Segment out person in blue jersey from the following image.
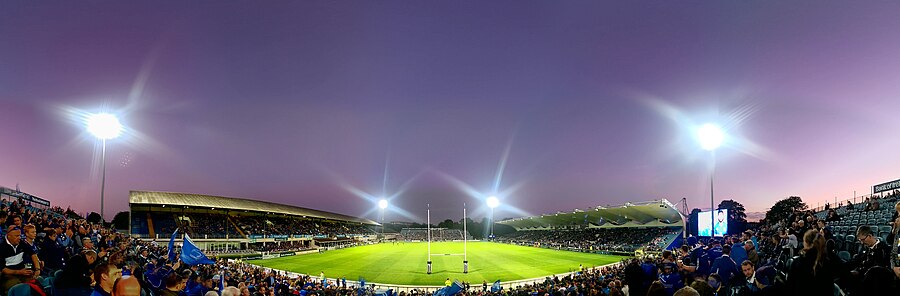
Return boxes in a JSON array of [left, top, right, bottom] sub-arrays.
[[706, 239, 723, 263], [658, 263, 683, 296], [641, 256, 659, 288], [688, 240, 711, 279], [729, 237, 748, 267], [710, 244, 739, 285]]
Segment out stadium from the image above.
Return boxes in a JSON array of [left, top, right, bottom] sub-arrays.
[[1, 178, 898, 295], [6, 2, 900, 296]]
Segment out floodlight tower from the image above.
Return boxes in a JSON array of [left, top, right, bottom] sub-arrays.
[[86, 113, 123, 224], [697, 123, 723, 236], [378, 199, 388, 240], [487, 196, 499, 240]]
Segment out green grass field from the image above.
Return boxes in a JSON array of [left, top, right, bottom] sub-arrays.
[[251, 242, 625, 286]]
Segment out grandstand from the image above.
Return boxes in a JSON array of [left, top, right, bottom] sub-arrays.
[[129, 190, 379, 252], [399, 228, 473, 241], [498, 199, 685, 253], [815, 193, 899, 258]]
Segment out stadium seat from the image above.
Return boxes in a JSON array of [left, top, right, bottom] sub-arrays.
[[882, 225, 893, 233], [838, 251, 851, 263], [844, 235, 856, 251], [8, 283, 32, 296]]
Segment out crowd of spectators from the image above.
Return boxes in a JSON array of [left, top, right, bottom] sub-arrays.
[[0, 196, 379, 296], [4, 190, 899, 296], [399, 228, 470, 241], [233, 216, 373, 237], [498, 228, 679, 253], [146, 213, 376, 238]]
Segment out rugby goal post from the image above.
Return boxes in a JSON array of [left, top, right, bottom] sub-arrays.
[[426, 204, 469, 274]]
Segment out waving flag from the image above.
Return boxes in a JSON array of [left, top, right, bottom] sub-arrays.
[[491, 280, 501, 293], [167, 229, 178, 262], [181, 234, 215, 265], [219, 271, 225, 294]]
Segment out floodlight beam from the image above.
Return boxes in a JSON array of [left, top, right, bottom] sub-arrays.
[[86, 113, 123, 140], [697, 123, 724, 151]]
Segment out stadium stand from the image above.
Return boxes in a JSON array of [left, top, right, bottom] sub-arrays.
[[399, 228, 472, 241], [498, 227, 681, 253], [1, 185, 898, 296]]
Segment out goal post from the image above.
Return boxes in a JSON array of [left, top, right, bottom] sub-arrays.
[[426, 203, 470, 274]]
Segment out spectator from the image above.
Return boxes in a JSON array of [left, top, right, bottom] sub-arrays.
[[221, 286, 241, 296], [161, 271, 188, 296], [40, 228, 65, 273], [658, 257, 683, 295], [706, 274, 723, 296], [21, 224, 41, 279], [729, 238, 748, 267], [787, 230, 837, 295], [646, 281, 666, 296], [92, 263, 123, 296], [112, 276, 141, 296], [56, 250, 98, 294], [710, 245, 738, 285], [672, 286, 700, 296], [740, 260, 767, 293], [0, 226, 31, 293], [852, 225, 891, 276], [688, 280, 714, 296], [623, 259, 646, 296]]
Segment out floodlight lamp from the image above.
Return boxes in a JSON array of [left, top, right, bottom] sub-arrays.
[[86, 113, 123, 140], [378, 199, 388, 209], [697, 123, 724, 151], [486, 196, 500, 208]]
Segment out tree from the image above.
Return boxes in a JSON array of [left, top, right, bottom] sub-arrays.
[[87, 212, 102, 224], [718, 200, 747, 234], [65, 207, 83, 219], [690, 208, 702, 216], [718, 200, 747, 223], [437, 219, 456, 229], [764, 196, 807, 224], [112, 211, 130, 230]]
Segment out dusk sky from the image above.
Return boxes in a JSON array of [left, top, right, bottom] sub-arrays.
[[3, 1, 900, 222]]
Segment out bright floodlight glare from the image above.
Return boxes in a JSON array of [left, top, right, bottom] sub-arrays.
[[697, 123, 724, 151], [86, 113, 123, 140], [486, 196, 500, 208], [378, 199, 388, 209]]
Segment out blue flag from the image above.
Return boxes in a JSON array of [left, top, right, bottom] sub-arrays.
[[491, 280, 501, 293], [219, 271, 225, 294], [433, 281, 463, 296], [357, 277, 366, 296], [168, 229, 178, 262], [181, 234, 216, 265]]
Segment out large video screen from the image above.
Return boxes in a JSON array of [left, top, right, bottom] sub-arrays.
[[697, 209, 728, 237]]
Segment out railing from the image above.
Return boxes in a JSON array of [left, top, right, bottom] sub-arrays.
[[241, 260, 625, 294], [810, 191, 900, 213]]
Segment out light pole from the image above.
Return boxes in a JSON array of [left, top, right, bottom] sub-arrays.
[[487, 196, 499, 239], [697, 123, 723, 236], [378, 199, 388, 240], [86, 113, 123, 225]]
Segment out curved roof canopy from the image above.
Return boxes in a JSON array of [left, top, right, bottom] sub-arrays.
[[498, 199, 684, 230], [129, 190, 378, 225]]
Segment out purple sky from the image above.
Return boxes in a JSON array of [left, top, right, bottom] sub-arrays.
[[3, 1, 900, 222]]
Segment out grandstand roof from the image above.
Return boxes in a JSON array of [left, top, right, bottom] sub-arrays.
[[498, 199, 684, 230], [129, 191, 378, 225]]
